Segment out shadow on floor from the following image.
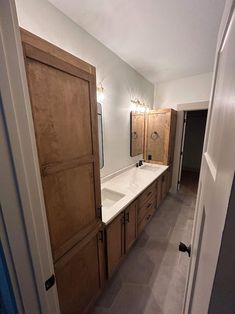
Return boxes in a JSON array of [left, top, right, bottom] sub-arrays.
[[93, 190, 196, 314]]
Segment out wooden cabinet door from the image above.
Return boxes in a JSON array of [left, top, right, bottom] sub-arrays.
[[21, 29, 101, 261], [161, 172, 167, 200], [144, 109, 177, 165], [167, 164, 173, 192], [106, 213, 125, 278], [156, 177, 161, 208], [125, 202, 137, 253], [55, 229, 104, 314], [145, 111, 167, 163], [157, 175, 163, 206], [168, 111, 177, 165]]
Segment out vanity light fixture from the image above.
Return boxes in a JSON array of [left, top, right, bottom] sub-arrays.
[[130, 99, 150, 113], [97, 82, 105, 103]]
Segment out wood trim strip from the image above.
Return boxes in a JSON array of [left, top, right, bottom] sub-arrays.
[[20, 28, 95, 75], [41, 155, 95, 176], [24, 43, 91, 82], [54, 220, 102, 262], [54, 222, 101, 268], [88, 72, 102, 212]]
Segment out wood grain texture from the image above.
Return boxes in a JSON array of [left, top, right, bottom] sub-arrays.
[[144, 109, 177, 165], [106, 212, 125, 278], [20, 28, 95, 75], [55, 230, 101, 314], [130, 112, 145, 156], [21, 28, 101, 258], [156, 176, 162, 207], [167, 164, 173, 192], [21, 29, 103, 313], [125, 201, 137, 253]]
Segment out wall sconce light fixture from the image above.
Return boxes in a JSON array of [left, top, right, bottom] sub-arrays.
[[97, 82, 105, 103], [130, 99, 150, 113]]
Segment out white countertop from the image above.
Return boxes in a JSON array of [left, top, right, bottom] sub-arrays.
[[101, 163, 168, 224]]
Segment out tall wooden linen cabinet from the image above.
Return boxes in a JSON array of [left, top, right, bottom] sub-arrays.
[[144, 109, 177, 190], [21, 29, 105, 313]]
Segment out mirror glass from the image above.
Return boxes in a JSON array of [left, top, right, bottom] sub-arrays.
[[130, 112, 145, 157], [97, 102, 104, 168]]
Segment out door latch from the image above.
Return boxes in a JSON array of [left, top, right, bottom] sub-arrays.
[[45, 274, 55, 291], [179, 242, 191, 257]]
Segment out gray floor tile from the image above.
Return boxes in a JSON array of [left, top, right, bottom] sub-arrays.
[[110, 284, 151, 314], [95, 273, 123, 308], [93, 186, 196, 314]]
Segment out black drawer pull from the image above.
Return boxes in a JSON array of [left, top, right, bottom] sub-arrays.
[[147, 203, 152, 208], [146, 214, 151, 220], [147, 191, 152, 197]]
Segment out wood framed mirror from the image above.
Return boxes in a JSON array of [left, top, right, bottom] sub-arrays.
[[130, 112, 145, 157]]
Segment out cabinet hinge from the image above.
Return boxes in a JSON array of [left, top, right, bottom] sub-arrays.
[[97, 206, 102, 219], [45, 274, 55, 291], [98, 230, 104, 242]]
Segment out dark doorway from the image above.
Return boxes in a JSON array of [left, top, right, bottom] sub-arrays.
[[179, 110, 208, 194]]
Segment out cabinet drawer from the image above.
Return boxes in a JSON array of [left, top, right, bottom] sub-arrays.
[[138, 195, 156, 223], [137, 206, 155, 235], [139, 182, 156, 207]]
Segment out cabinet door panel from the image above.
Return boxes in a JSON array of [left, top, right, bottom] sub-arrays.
[[144, 109, 177, 165], [43, 163, 97, 260], [106, 213, 124, 278], [125, 202, 137, 253], [168, 112, 177, 164], [22, 30, 101, 261], [157, 176, 162, 207], [146, 112, 167, 163], [26, 59, 92, 165], [55, 231, 102, 314], [161, 173, 167, 200], [167, 164, 173, 192]]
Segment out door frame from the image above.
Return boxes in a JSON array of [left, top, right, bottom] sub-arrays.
[[183, 1, 235, 312], [171, 102, 209, 193], [177, 109, 208, 191], [177, 111, 187, 191], [0, 0, 60, 313]]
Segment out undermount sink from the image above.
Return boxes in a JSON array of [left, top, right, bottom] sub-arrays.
[[102, 188, 125, 208], [139, 164, 161, 172]]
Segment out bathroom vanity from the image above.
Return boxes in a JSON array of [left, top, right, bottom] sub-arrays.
[[101, 163, 171, 278]]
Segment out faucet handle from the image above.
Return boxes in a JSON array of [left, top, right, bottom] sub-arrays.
[[139, 159, 145, 166]]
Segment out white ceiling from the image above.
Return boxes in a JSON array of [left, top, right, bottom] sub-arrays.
[[48, 0, 225, 83]]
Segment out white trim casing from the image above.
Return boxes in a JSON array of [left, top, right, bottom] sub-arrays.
[[0, 0, 60, 313], [183, 1, 235, 313]]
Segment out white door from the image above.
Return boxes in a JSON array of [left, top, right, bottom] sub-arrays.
[[184, 1, 235, 313], [177, 111, 187, 191]]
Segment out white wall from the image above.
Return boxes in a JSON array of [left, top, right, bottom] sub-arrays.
[[154, 72, 212, 192], [15, 0, 154, 178], [154, 72, 212, 109]]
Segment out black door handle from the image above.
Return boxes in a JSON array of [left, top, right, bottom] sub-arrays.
[[179, 242, 191, 257]]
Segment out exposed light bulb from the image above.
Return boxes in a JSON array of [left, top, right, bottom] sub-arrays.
[[130, 102, 136, 112], [97, 83, 104, 103], [97, 91, 104, 103]]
